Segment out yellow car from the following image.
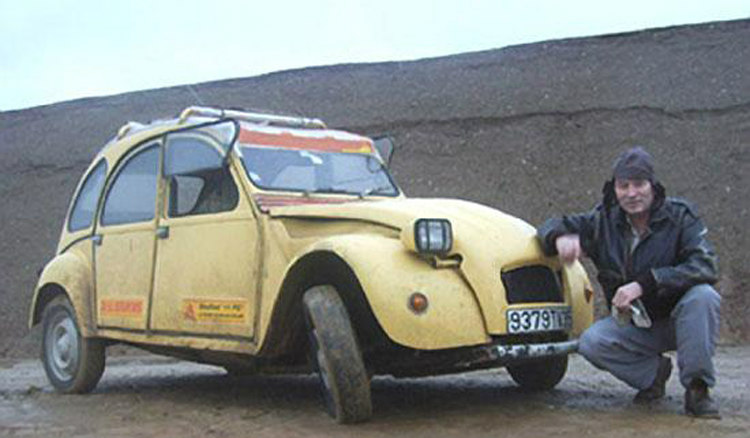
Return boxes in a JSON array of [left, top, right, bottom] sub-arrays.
[[30, 106, 594, 423]]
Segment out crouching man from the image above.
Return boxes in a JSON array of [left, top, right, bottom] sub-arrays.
[[537, 146, 721, 418]]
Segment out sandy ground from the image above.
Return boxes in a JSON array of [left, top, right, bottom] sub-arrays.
[[0, 346, 748, 438]]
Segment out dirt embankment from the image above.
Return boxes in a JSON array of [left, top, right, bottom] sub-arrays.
[[1, 19, 749, 357]]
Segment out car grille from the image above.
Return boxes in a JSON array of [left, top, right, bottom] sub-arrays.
[[501, 265, 563, 304]]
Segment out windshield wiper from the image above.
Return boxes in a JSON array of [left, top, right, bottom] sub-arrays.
[[358, 185, 395, 198], [309, 186, 354, 195]]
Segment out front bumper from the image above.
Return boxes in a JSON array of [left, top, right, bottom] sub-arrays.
[[493, 339, 579, 362], [372, 337, 579, 377]]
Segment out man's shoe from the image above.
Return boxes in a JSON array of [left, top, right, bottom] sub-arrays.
[[685, 379, 721, 419], [634, 356, 672, 404]]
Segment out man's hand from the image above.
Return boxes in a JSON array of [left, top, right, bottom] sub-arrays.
[[612, 282, 643, 311], [555, 234, 582, 265]]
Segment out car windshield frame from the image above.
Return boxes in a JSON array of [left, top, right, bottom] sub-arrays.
[[236, 144, 400, 197]]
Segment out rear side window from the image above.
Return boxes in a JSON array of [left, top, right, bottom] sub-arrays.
[[68, 160, 108, 232], [101, 144, 160, 226]]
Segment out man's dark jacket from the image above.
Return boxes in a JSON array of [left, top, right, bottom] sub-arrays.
[[537, 181, 718, 320]]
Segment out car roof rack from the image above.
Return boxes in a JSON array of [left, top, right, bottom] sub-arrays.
[[177, 106, 327, 129], [115, 121, 146, 140]]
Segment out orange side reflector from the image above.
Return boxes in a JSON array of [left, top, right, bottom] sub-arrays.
[[408, 292, 429, 314]]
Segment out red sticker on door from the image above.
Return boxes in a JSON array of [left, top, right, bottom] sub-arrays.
[[100, 298, 144, 318]]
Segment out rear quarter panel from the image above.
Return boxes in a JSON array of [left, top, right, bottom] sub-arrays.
[[30, 241, 96, 335]]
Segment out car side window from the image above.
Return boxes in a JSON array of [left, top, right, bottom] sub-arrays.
[[101, 144, 160, 226], [68, 160, 108, 232], [166, 136, 238, 217], [168, 168, 238, 217]]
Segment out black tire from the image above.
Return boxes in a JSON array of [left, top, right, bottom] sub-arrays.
[[222, 365, 257, 376], [41, 296, 105, 393], [506, 355, 568, 391], [303, 285, 372, 423]]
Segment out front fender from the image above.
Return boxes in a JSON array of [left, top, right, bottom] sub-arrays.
[[29, 246, 95, 336], [303, 235, 490, 350], [563, 262, 595, 337]]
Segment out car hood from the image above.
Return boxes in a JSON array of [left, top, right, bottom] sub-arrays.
[[266, 197, 539, 256]]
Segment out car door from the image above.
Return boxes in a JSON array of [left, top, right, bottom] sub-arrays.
[[94, 141, 161, 330], [149, 122, 260, 339]]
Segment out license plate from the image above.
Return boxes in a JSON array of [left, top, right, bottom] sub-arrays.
[[507, 307, 572, 334]]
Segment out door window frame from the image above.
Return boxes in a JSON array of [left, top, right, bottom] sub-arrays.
[[98, 141, 163, 228], [164, 129, 240, 218]]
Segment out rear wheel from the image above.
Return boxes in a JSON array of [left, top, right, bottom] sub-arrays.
[[507, 355, 568, 390], [303, 285, 372, 423], [41, 296, 105, 393]]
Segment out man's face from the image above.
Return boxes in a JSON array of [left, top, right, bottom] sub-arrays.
[[614, 178, 654, 216]]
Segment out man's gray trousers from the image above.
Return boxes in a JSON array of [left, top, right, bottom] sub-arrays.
[[578, 284, 721, 390]]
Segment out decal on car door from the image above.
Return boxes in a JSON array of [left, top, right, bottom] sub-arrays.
[[181, 298, 249, 325]]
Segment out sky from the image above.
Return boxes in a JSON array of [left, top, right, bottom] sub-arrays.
[[1, 0, 748, 111]]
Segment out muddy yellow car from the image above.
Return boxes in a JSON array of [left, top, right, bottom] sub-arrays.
[[30, 106, 594, 423]]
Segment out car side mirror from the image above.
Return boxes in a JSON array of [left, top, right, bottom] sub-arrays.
[[372, 136, 395, 167]]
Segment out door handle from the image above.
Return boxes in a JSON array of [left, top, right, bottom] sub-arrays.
[[92, 234, 103, 246], [156, 226, 170, 239]]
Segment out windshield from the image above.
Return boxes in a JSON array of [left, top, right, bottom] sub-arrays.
[[238, 145, 399, 196]]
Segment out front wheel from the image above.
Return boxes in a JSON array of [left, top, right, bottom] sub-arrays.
[[41, 296, 105, 393], [303, 285, 372, 423], [506, 355, 568, 390]]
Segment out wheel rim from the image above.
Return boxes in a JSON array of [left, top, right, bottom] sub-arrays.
[[45, 311, 79, 382]]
